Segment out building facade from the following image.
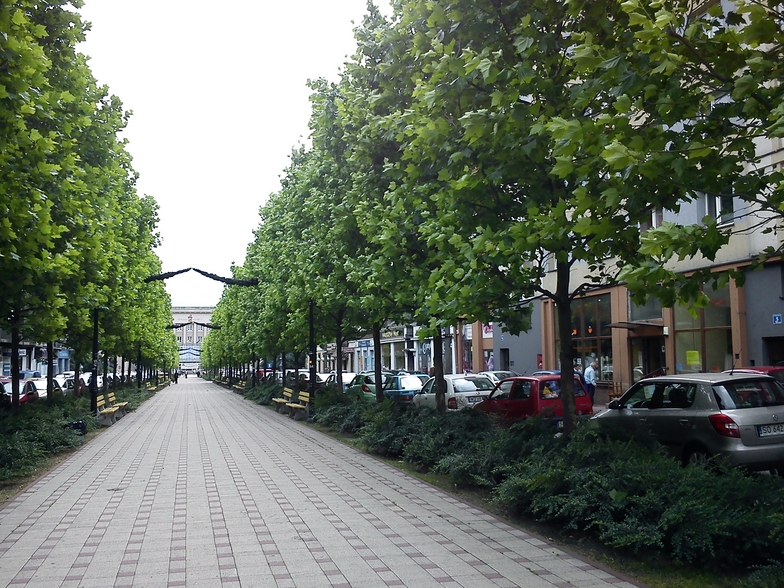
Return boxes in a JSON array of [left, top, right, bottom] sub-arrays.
[[172, 306, 214, 373]]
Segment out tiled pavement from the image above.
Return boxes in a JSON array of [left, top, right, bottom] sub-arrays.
[[0, 379, 646, 588]]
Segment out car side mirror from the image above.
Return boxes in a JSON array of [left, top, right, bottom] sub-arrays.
[[608, 399, 621, 410]]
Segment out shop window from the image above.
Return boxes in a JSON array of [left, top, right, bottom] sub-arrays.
[[630, 296, 663, 322], [557, 295, 613, 381], [674, 282, 733, 373]]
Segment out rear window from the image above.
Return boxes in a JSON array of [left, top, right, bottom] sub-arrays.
[[539, 378, 586, 399], [397, 376, 426, 390], [715, 380, 784, 409], [453, 377, 494, 392]]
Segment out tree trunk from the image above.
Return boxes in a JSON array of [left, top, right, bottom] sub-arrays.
[[374, 323, 384, 403], [433, 329, 446, 413], [11, 322, 20, 408], [556, 259, 577, 435], [47, 341, 54, 403]]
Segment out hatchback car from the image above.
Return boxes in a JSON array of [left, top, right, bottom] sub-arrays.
[[346, 372, 393, 401], [475, 374, 593, 424], [592, 373, 784, 471], [382, 373, 429, 403], [413, 374, 495, 410]]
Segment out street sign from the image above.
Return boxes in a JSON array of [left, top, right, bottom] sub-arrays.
[[774, 314, 783, 325]]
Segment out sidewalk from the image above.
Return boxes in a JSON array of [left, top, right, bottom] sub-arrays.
[[0, 379, 645, 588]]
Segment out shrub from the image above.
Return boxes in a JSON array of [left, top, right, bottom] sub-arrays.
[[245, 381, 282, 405], [491, 421, 784, 569]]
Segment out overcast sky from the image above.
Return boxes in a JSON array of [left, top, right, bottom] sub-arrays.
[[78, 0, 388, 307]]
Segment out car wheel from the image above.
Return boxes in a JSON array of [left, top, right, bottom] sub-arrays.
[[683, 445, 710, 467]]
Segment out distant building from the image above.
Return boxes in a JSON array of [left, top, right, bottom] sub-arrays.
[[172, 306, 214, 372]]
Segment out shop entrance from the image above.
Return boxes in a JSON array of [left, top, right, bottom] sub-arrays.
[[764, 337, 784, 365], [629, 336, 666, 382]]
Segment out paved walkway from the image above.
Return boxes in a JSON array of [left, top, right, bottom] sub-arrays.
[[0, 379, 644, 588]]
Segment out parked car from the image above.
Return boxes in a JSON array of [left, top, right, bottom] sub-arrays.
[[592, 373, 784, 471], [324, 372, 357, 392], [413, 374, 495, 410], [477, 370, 521, 383], [346, 372, 394, 401], [5, 380, 40, 404], [723, 366, 784, 385], [475, 374, 594, 424], [65, 376, 87, 396], [532, 369, 586, 385], [382, 373, 429, 403], [23, 378, 64, 400]]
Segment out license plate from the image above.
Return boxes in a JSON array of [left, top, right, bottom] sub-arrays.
[[757, 423, 784, 437], [468, 396, 482, 403]]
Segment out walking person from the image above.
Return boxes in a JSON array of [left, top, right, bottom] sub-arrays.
[[584, 361, 598, 405]]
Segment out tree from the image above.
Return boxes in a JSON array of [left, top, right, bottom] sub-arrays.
[[571, 0, 784, 307]]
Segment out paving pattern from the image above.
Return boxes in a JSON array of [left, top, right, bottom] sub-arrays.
[[0, 379, 646, 588]]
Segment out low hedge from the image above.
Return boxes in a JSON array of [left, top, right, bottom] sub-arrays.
[[307, 397, 784, 584]]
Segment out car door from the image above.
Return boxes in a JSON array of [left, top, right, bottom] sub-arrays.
[[643, 382, 698, 452], [613, 381, 664, 436], [414, 377, 436, 408]]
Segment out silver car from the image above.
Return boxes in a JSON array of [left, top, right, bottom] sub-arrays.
[[592, 373, 784, 471], [413, 374, 495, 410]]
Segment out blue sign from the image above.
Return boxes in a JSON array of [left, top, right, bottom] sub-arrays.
[[775, 314, 783, 325]]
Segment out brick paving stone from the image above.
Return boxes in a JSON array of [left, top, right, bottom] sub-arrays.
[[0, 379, 647, 588]]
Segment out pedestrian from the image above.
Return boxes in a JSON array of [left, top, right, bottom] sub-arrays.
[[584, 361, 597, 404], [173, 371, 179, 384]]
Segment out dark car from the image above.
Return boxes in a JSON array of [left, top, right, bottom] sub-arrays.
[[592, 373, 784, 471], [476, 374, 594, 424], [382, 373, 429, 403]]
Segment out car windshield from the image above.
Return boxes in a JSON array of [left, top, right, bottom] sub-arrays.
[[715, 380, 784, 409], [453, 377, 494, 392]]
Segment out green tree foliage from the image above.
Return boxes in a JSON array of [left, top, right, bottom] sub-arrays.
[[568, 0, 784, 306], [0, 1, 175, 404]]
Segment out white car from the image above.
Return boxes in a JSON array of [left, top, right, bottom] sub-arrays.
[[477, 370, 521, 383], [413, 374, 495, 410], [23, 378, 64, 400]]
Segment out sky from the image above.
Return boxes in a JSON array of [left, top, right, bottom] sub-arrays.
[[77, 0, 388, 307]]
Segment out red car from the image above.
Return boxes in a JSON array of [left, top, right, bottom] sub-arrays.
[[475, 374, 594, 424], [723, 366, 784, 385]]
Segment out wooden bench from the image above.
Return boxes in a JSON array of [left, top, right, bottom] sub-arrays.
[[96, 395, 120, 426], [107, 392, 128, 418], [286, 390, 310, 421], [272, 388, 294, 413], [232, 382, 246, 393]]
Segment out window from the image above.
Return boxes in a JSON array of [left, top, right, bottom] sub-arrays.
[[639, 209, 663, 232], [674, 281, 733, 373], [704, 190, 734, 225], [558, 295, 613, 381], [630, 295, 663, 322], [187, 336, 193, 343], [197, 324, 203, 332], [187, 323, 194, 331]]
